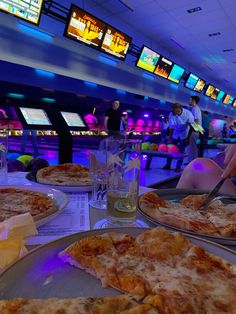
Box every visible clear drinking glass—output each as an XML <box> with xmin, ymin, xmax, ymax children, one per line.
<box><xmin>89</xmin><ymin>150</ymin><xmax>107</xmax><ymax>210</ymax></box>
<box><xmin>0</xmin><ymin>129</ymin><xmax>8</xmax><ymax>185</ymax></box>
<box><xmin>106</xmin><ymin>139</ymin><xmax>141</xmax><ymax>225</ymax></box>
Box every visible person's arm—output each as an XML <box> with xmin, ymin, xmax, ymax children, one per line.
<box><xmin>121</xmin><ymin>116</ymin><xmax>127</xmax><ymax>129</ymax></box>
<box><xmin>222</xmin><ymin>145</ymin><xmax>236</xmax><ymax>178</ymax></box>
<box><xmin>104</xmin><ymin>116</ymin><xmax>109</xmax><ymax>133</ymax></box>
<box><xmin>168</xmin><ymin>128</ymin><xmax>174</xmax><ymax>143</ymax></box>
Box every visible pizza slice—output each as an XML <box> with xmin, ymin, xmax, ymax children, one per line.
<box><xmin>0</xmin><ymin>295</ymin><xmax>159</xmax><ymax>314</ymax></box>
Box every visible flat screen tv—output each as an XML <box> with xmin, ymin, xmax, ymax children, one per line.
<box><xmin>228</xmin><ymin>96</ymin><xmax>234</xmax><ymax>105</ymax></box>
<box><xmin>217</xmin><ymin>90</ymin><xmax>225</xmax><ymax>102</ymax></box>
<box><xmin>194</xmin><ymin>78</ymin><xmax>206</xmax><ymax>92</ymax></box>
<box><xmin>211</xmin><ymin>87</ymin><xmax>220</xmax><ymax>100</ymax></box>
<box><xmin>100</xmin><ymin>25</ymin><xmax>131</xmax><ymax>60</ymax></box>
<box><xmin>205</xmin><ymin>84</ymin><xmax>215</xmax><ymax>97</ymax></box>
<box><xmin>168</xmin><ymin>64</ymin><xmax>185</xmax><ymax>84</ymax></box>
<box><xmin>185</xmin><ymin>73</ymin><xmax>199</xmax><ymax>90</ymax></box>
<box><xmin>136</xmin><ymin>46</ymin><xmax>160</xmax><ymax>73</ymax></box>
<box><xmin>60</xmin><ymin>111</ymin><xmax>86</xmax><ymax>128</ymax></box>
<box><xmin>223</xmin><ymin>94</ymin><xmax>231</xmax><ymax>105</ymax></box>
<box><xmin>0</xmin><ymin>0</ymin><xmax>44</xmax><ymax>25</ymax></box>
<box><xmin>232</xmin><ymin>99</ymin><xmax>236</xmax><ymax>107</ymax></box>
<box><xmin>64</xmin><ymin>4</ymin><xmax>106</xmax><ymax>48</ymax></box>
<box><xmin>19</xmin><ymin>107</ymin><xmax>52</xmax><ymax>125</ymax></box>
<box><xmin>154</xmin><ymin>56</ymin><xmax>173</xmax><ymax>79</ymax></box>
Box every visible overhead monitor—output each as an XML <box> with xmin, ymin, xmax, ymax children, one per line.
<box><xmin>154</xmin><ymin>56</ymin><xmax>173</xmax><ymax>79</ymax></box>
<box><xmin>211</xmin><ymin>87</ymin><xmax>220</xmax><ymax>100</ymax></box>
<box><xmin>185</xmin><ymin>73</ymin><xmax>199</xmax><ymax>90</ymax></box>
<box><xmin>168</xmin><ymin>64</ymin><xmax>185</xmax><ymax>84</ymax></box>
<box><xmin>232</xmin><ymin>99</ymin><xmax>236</xmax><ymax>108</ymax></box>
<box><xmin>0</xmin><ymin>0</ymin><xmax>44</xmax><ymax>25</ymax></box>
<box><xmin>205</xmin><ymin>84</ymin><xmax>215</xmax><ymax>97</ymax></box>
<box><xmin>217</xmin><ymin>90</ymin><xmax>225</xmax><ymax>102</ymax></box>
<box><xmin>194</xmin><ymin>78</ymin><xmax>206</xmax><ymax>92</ymax></box>
<box><xmin>64</xmin><ymin>4</ymin><xmax>106</xmax><ymax>48</ymax></box>
<box><xmin>19</xmin><ymin>107</ymin><xmax>52</xmax><ymax>125</ymax></box>
<box><xmin>228</xmin><ymin>96</ymin><xmax>234</xmax><ymax>105</ymax></box>
<box><xmin>60</xmin><ymin>111</ymin><xmax>86</xmax><ymax>128</ymax></box>
<box><xmin>136</xmin><ymin>46</ymin><xmax>160</xmax><ymax>73</ymax></box>
<box><xmin>223</xmin><ymin>94</ymin><xmax>231</xmax><ymax>105</ymax></box>
<box><xmin>100</xmin><ymin>25</ymin><xmax>131</xmax><ymax>60</ymax></box>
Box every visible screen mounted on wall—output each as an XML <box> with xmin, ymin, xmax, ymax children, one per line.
<box><xmin>100</xmin><ymin>25</ymin><xmax>131</xmax><ymax>60</ymax></box>
<box><xmin>0</xmin><ymin>0</ymin><xmax>44</xmax><ymax>25</ymax></box>
<box><xmin>205</xmin><ymin>85</ymin><xmax>215</xmax><ymax>97</ymax></box>
<box><xmin>223</xmin><ymin>94</ymin><xmax>231</xmax><ymax>105</ymax></box>
<box><xmin>211</xmin><ymin>87</ymin><xmax>220</xmax><ymax>100</ymax></box>
<box><xmin>217</xmin><ymin>90</ymin><xmax>225</xmax><ymax>102</ymax></box>
<box><xmin>61</xmin><ymin>111</ymin><xmax>86</xmax><ymax>127</ymax></box>
<box><xmin>232</xmin><ymin>99</ymin><xmax>236</xmax><ymax>108</ymax></box>
<box><xmin>136</xmin><ymin>46</ymin><xmax>160</xmax><ymax>73</ymax></box>
<box><xmin>168</xmin><ymin>64</ymin><xmax>185</xmax><ymax>84</ymax></box>
<box><xmin>19</xmin><ymin>107</ymin><xmax>52</xmax><ymax>125</ymax></box>
<box><xmin>64</xmin><ymin>4</ymin><xmax>106</xmax><ymax>48</ymax></box>
<box><xmin>154</xmin><ymin>56</ymin><xmax>173</xmax><ymax>78</ymax></box>
<box><xmin>185</xmin><ymin>73</ymin><xmax>199</xmax><ymax>90</ymax></box>
<box><xmin>194</xmin><ymin>78</ymin><xmax>206</xmax><ymax>92</ymax></box>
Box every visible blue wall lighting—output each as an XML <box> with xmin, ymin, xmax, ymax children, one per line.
<box><xmin>144</xmin><ymin>96</ymin><xmax>149</xmax><ymax>100</ymax></box>
<box><xmin>99</xmin><ymin>55</ymin><xmax>117</xmax><ymax>66</ymax></box>
<box><xmin>41</xmin><ymin>98</ymin><xmax>56</xmax><ymax>103</ymax></box>
<box><xmin>160</xmin><ymin>99</ymin><xmax>166</xmax><ymax>105</ymax></box>
<box><xmin>7</xmin><ymin>93</ymin><xmax>24</xmax><ymax>99</ymax></box>
<box><xmin>143</xmin><ymin>73</ymin><xmax>155</xmax><ymax>80</ymax></box>
<box><xmin>84</xmin><ymin>81</ymin><xmax>97</xmax><ymax>87</ymax></box>
<box><xmin>18</xmin><ymin>23</ymin><xmax>53</xmax><ymax>42</ymax></box>
<box><xmin>116</xmin><ymin>89</ymin><xmax>126</xmax><ymax>94</ymax></box>
<box><xmin>35</xmin><ymin>69</ymin><xmax>55</xmax><ymax>78</ymax></box>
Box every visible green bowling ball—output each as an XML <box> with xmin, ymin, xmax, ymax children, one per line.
<box><xmin>17</xmin><ymin>155</ymin><xmax>33</xmax><ymax>167</ymax></box>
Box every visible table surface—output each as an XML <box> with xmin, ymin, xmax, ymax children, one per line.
<box><xmin>3</xmin><ymin>172</ymin><xmax>236</xmax><ymax>252</ymax></box>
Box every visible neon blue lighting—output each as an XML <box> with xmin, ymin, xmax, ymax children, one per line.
<box><xmin>35</xmin><ymin>69</ymin><xmax>55</xmax><ymax>78</ymax></box>
<box><xmin>99</xmin><ymin>55</ymin><xmax>117</xmax><ymax>66</ymax></box>
<box><xmin>160</xmin><ymin>100</ymin><xmax>166</xmax><ymax>104</ymax></box>
<box><xmin>84</xmin><ymin>81</ymin><xmax>97</xmax><ymax>87</ymax></box>
<box><xmin>170</xmin><ymin>83</ymin><xmax>179</xmax><ymax>90</ymax></box>
<box><xmin>116</xmin><ymin>89</ymin><xmax>126</xmax><ymax>94</ymax></box>
<box><xmin>143</xmin><ymin>73</ymin><xmax>154</xmax><ymax>80</ymax></box>
<box><xmin>7</xmin><ymin>93</ymin><xmax>24</xmax><ymax>99</ymax></box>
<box><xmin>144</xmin><ymin>96</ymin><xmax>149</xmax><ymax>100</ymax></box>
<box><xmin>18</xmin><ymin>23</ymin><xmax>53</xmax><ymax>42</ymax></box>
<box><xmin>41</xmin><ymin>98</ymin><xmax>56</xmax><ymax>103</ymax></box>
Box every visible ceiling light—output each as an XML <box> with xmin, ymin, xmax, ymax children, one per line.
<box><xmin>208</xmin><ymin>32</ymin><xmax>221</xmax><ymax>37</ymax></box>
<box><xmin>187</xmin><ymin>7</ymin><xmax>202</xmax><ymax>13</ymax></box>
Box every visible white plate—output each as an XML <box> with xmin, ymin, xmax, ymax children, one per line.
<box><xmin>0</xmin><ymin>227</ymin><xmax>235</xmax><ymax>299</ymax></box>
<box><xmin>26</xmin><ymin>171</ymin><xmax>92</xmax><ymax>192</ymax></box>
<box><xmin>0</xmin><ymin>185</ymin><xmax>69</xmax><ymax>227</ymax></box>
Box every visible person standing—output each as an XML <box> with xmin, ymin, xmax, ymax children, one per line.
<box><xmin>160</xmin><ymin>117</ymin><xmax>169</xmax><ymax>143</ymax></box>
<box><xmin>104</xmin><ymin>99</ymin><xmax>126</xmax><ymax>137</ymax></box>
<box><xmin>187</xmin><ymin>95</ymin><xmax>202</xmax><ymax>163</ymax></box>
<box><xmin>163</xmin><ymin>103</ymin><xmax>194</xmax><ymax>172</ymax></box>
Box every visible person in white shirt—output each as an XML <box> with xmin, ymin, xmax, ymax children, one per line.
<box><xmin>187</xmin><ymin>96</ymin><xmax>202</xmax><ymax>163</ymax></box>
<box><xmin>163</xmin><ymin>103</ymin><xmax>194</xmax><ymax>172</ymax></box>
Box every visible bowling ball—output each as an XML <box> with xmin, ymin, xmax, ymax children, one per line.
<box><xmin>225</xmin><ymin>138</ymin><xmax>232</xmax><ymax>143</ymax></box>
<box><xmin>158</xmin><ymin>144</ymin><xmax>168</xmax><ymax>152</ymax></box>
<box><xmin>168</xmin><ymin>144</ymin><xmax>179</xmax><ymax>153</ymax></box>
<box><xmin>7</xmin><ymin>152</ymin><xmax>21</xmax><ymax>160</ymax></box>
<box><xmin>7</xmin><ymin>159</ymin><xmax>26</xmax><ymax>172</ymax></box>
<box><xmin>26</xmin><ymin>158</ymin><xmax>49</xmax><ymax>172</ymax></box>
<box><xmin>141</xmin><ymin>142</ymin><xmax>149</xmax><ymax>150</ymax></box>
<box><xmin>150</xmin><ymin>143</ymin><xmax>158</xmax><ymax>151</ymax></box>
<box><xmin>17</xmin><ymin>155</ymin><xmax>33</xmax><ymax>167</ymax></box>
<box><xmin>230</xmin><ymin>138</ymin><xmax>236</xmax><ymax>143</ymax></box>
<box><xmin>207</xmin><ymin>140</ymin><xmax>215</xmax><ymax>145</ymax></box>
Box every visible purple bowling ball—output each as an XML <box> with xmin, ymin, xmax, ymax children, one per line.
<box><xmin>7</xmin><ymin>160</ymin><xmax>26</xmax><ymax>172</ymax></box>
<box><xmin>26</xmin><ymin>158</ymin><xmax>49</xmax><ymax>172</ymax></box>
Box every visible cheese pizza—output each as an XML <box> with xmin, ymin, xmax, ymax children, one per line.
<box><xmin>0</xmin><ymin>188</ymin><xmax>57</xmax><ymax>222</ymax></box>
<box><xmin>139</xmin><ymin>192</ymin><xmax>236</xmax><ymax>237</ymax></box>
<box><xmin>36</xmin><ymin>163</ymin><xmax>91</xmax><ymax>186</ymax></box>
<box><xmin>59</xmin><ymin>228</ymin><xmax>236</xmax><ymax>313</ymax></box>
<box><xmin>0</xmin><ymin>295</ymin><xmax>158</xmax><ymax>314</ymax></box>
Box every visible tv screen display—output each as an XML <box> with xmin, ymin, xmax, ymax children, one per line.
<box><xmin>194</xmin><ymin>78</ymin><xmax>206</xmax><ymax>92</ymax></box>
<box><xmin>154</xmin><ymin>56</ymin><xmax>173</xmax><ymax>78</ymax></box>
<box><xmin>136</xmin><ymin>46</ymin><xmax>160</xmax><ymax>73</ymax></box>
<box><xmin>64</xmin><ymin>4</ymin><xmax>106</xmax><ymax>48</ymax></box>
<box><xmin>211</xmin><ymin>87</ymin><xmax>220</xmax><ymax>100</ymax></box>
<box><xmin>185</xmin><ymin>73</ymin><xmax>199</xmax><ymax>90</ymax></box>
<box><xmin>168</xmin><ymin>64</ymin><xmax>185</xmax><ymax>84</ymax></box>
<box><xmin>205</xmin><ymin>85</ymin><xmax>215</xmax><ymax>97</ymax></box>
<box><xmin>228</xmin><ymin>96</ymin><xmax>234</xmax><ymax>105</ymax></box>
<box><xmin>0</xmin><ymin>0</ymin><xmax>44</xmax><ymax>25</ymax></box>
<box><xmin>217</xmin><ymin>90</ymin><xmax>225</xmax><ymax>102</ymax></box>
<box><xmin>232</xmin><ymin>100</ymin><xmax>236</xmax><ymax>107</ymax></box>
<box><xmin>100</xmin><ymin>25</ymin><xmax>131</xmax><ymax>60</ymax></box>
<box><xmin>19</xmin><ymin>107</ymin><xmax>52</xmax><ymax>125</ymax></box>
<box><xmin>223</xmin><ymin>94</ymin><xmax>231</xmax><ymax>105</ymax></box>
<box><xmin>61</xmin><ymin>111</ymin><xmax>86</xmax><ymax>127</ymax></box>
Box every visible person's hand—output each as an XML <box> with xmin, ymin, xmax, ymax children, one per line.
<box><xmin>222</xmin><ymin>145</ymin><xmax>236</xmax><ymax>178</ymax></box>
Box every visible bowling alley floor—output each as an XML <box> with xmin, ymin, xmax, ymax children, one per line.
<box><xmin>8</xmin><ymin>137</ymin><xmax>220</xmax><ymax>188</ymax></box>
